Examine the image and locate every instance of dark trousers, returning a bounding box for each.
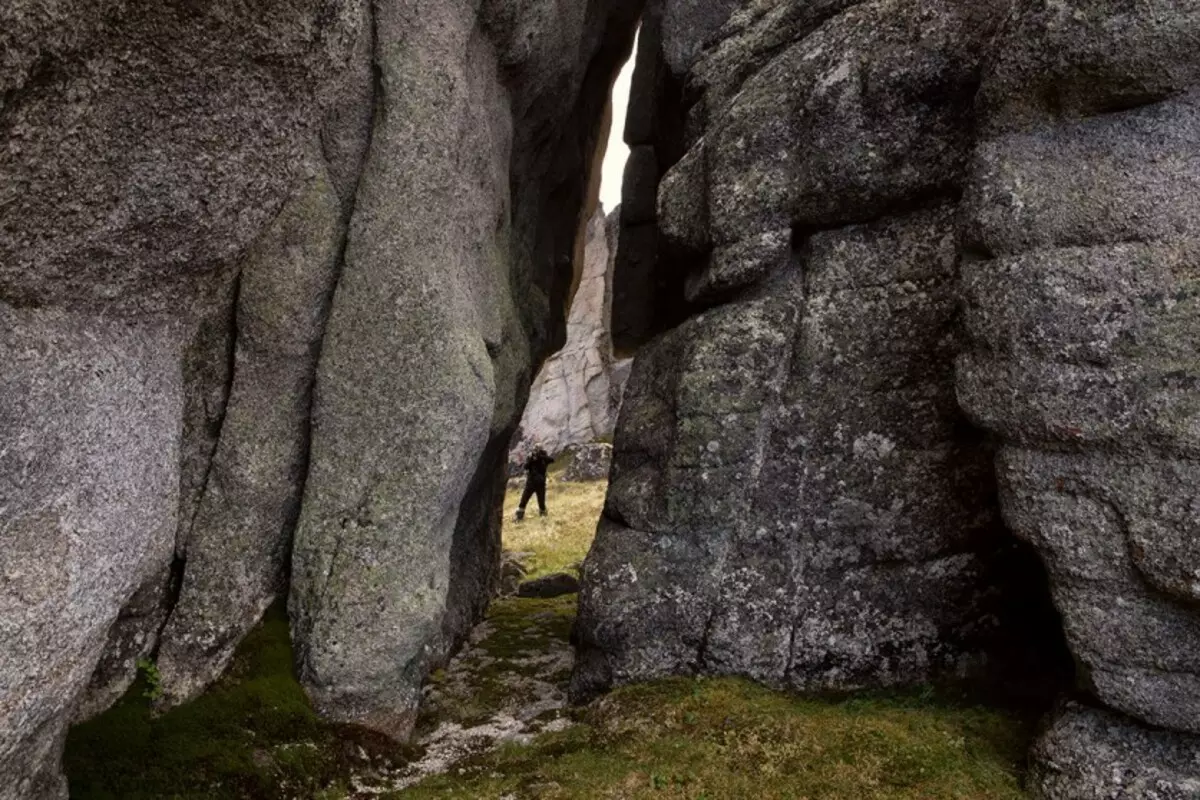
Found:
[520,478,546,514]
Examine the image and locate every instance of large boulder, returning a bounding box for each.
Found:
[0,2,362,794]
[288,0,642,739]
[957,0,1200,792]
[574,0,1061,702]
[1,0,640,793]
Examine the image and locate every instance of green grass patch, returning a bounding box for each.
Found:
[64,604,411,800]
[503,479,605,580]
[66,478,1038,800]
[418,596,577,732]
[400,678,1034,799]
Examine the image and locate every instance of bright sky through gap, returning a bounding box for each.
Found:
[598,29,638,212]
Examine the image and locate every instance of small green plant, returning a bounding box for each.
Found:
[136,657,163,702]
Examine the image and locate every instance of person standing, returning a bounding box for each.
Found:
[516,446,554,521]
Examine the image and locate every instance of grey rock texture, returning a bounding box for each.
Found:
[1,2,362,794]
[154,145,351,708]
[1031,703,1200,800]
[511,207,632,468]
[576,0,1053,702]
[517,573,582,599]
[560,442,615,483]
[0,310,182,800]
[1,0,638,792]
[289,0,641,739]
[957,0,1200,791]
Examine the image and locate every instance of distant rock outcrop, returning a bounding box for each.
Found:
[510,207,631,469]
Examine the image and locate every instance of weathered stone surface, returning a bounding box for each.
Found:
[560,443,615,483]
[3,3,637,781]
[517,573,582,599]
[1030,703,1200,800]
[1,2,363,794]
[957,0,1200,790]
[0,309,181,800]
[154,147,350,708]
[511,208,630,468]
[290,0,641,739]
[15,0,1200,791]
[577,0,1064,704]
[73,563,178,723]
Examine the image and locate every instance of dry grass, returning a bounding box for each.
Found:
[502,477,607,580]
[400,677,1034,799]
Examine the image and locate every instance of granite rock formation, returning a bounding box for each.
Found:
[578,0,1200,794]
[1,2,363,794]
[957,1,1200,796]
[288,0,640,740]
[560,442,615,482]
[1,0,638,794]
[510,206,631,468]
[576,0,1038,699]
[6,0,1200,796]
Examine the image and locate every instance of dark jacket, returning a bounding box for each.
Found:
[524,450,553,484]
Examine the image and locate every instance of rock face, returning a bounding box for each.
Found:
[1031,703,1200,799]
[956,1,1200,795]
[1,0,638,794]
[576,0,1047,700]
[6,0,1200,794]
[560,442,615,482]
[510,206,631,467]
[579,0,1200,792]
[0,2,363,794]
[286,0,641,741]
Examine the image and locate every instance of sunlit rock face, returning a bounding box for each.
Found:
[1,0,638,794]
[511,207,631,467]
[579,0,1200,794]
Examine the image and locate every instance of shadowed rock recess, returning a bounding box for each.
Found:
[0,0,638,795]
[575,0,1200,796]
[4,1,1200,798]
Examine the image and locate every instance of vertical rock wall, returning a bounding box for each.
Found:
[287,0,643,740]
[0,3,364,794]
[582,0,1200,793]
[575,0,1053,700]
[958,2,1200,796]
[1,0,640,794]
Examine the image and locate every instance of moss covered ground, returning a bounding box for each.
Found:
[401,679,1035,800]
[64,605,415,799]
[64,476,1039,799]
